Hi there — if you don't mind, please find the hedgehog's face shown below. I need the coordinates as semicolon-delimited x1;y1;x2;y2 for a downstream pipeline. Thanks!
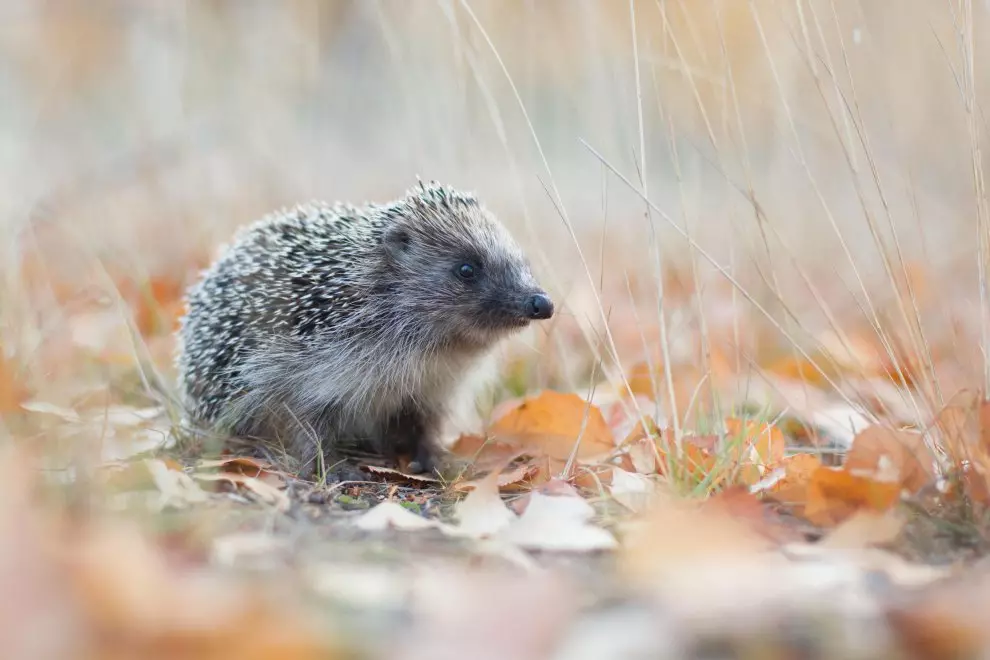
382;195;554;349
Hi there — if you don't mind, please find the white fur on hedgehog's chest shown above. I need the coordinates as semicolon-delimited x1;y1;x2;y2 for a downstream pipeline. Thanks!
304;340;480;431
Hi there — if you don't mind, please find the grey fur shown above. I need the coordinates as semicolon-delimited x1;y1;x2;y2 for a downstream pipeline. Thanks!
174;181;552;477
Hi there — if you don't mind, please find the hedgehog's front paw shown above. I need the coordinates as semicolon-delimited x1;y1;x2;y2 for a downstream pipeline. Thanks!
326;461;367;483
407;442;438;476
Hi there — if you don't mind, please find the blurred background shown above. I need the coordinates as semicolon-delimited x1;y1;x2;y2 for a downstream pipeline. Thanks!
2;0;990;421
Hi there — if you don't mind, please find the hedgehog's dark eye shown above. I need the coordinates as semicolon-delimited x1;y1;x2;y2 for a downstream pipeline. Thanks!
456;263;476;281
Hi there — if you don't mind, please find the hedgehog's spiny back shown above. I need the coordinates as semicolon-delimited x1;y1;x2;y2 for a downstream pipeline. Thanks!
176;200;389;425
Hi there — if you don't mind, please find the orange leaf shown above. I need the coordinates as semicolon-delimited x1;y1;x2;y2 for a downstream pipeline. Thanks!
654;434;721;484
979;399;990;456
844;425;935;494
122;275;187;338
766;453;822;506
724;417;785;465
764;354;833;388
0;349;26;414
803;467;900;527
626;361;658;399
489;391;615;462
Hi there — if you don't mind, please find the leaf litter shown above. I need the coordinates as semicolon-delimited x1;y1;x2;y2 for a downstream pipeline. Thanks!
10;188;990;657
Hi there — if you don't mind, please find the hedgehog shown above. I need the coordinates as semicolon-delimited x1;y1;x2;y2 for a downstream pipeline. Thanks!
174;181;554;480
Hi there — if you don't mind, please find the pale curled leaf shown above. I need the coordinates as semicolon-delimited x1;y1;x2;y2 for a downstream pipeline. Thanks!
147;459;208;509
498;493;616;552
355;501;446;532
608;467;657;513
450;470;515;538
20;400;80;422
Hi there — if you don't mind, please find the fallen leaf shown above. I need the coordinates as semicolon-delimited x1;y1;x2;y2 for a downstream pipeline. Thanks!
124;275;187;338
725;417;785;465
0;349;27;414
99;458;183;493
362;465;442;485
765;453;823;505
211;533;290;568
194;472;291;512
147;459;209;509
355;501;443;532
449;434;527;472
654;434;722;485
197;455;288;488
702;486;803;545
451;462;540;493
620;417;661;474
845;425;935;494
803;466;901;527
20;400;81;422
451;469;515;538
570;463;614;492
497;492;616;552
489;390;615;462
979;398;990;456
818;509;906;549
608;467;657;513
933;388;980;457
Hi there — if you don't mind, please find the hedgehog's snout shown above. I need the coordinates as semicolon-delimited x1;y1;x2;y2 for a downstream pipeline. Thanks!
525;292;554;320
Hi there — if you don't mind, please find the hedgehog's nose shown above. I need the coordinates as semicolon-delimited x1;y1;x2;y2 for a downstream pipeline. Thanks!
526;293;554;320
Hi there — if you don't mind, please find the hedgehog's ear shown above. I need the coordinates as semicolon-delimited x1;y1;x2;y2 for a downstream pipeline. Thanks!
383;225;411;260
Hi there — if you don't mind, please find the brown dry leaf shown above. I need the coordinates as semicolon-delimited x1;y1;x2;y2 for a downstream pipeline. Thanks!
570;463;614;492
198;456;288;489
845;425;936;494
489;391;615;462
803;467;901;527
449;434;527;472
362;465;442;485
195;473;291;512
450;462;540;493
